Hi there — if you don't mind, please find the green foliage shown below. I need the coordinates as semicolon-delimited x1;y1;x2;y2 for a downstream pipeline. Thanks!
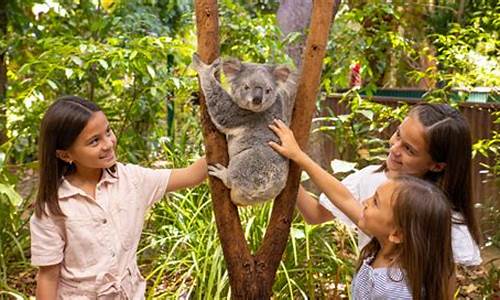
7;2;199;163
322;2;415;92
410;0;500;99
219;0;290;64
428;24;499;88
473;111;500;248
231;0;279;14
314;89;408;168
2;0;499;298
0;141;32;298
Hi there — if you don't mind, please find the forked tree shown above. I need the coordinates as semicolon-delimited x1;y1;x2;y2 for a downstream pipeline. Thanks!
194;0;340;298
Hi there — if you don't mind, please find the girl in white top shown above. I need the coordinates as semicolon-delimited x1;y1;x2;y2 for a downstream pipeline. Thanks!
30;96;208;299
269;119;454;299
297;103;482;266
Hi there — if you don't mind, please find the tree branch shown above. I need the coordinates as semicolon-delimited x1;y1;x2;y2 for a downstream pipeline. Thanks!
195;0;339;298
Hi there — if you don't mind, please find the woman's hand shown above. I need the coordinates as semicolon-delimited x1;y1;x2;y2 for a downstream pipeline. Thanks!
268;119;304;162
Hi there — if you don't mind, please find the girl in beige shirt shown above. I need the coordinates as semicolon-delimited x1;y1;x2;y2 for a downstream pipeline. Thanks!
30;95;208;299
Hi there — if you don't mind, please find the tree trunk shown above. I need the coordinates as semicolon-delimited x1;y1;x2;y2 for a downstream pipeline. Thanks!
255;1;340;296
457;0;466;25
0;0;8;144
195;0;339;298
195;1;255;297
276;0;313;67
401;0;438;88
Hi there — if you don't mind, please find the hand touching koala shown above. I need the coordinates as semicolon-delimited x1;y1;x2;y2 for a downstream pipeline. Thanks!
191;53;297;205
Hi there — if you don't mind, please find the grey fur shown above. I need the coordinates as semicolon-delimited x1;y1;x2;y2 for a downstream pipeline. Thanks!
191;53;298;205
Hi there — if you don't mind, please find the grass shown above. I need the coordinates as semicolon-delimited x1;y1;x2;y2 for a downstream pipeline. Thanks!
1;110;498;299
1;159;499;299
137;177;357;299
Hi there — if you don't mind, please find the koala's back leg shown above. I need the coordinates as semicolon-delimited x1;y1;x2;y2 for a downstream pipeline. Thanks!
208;163;231;188
230;189;253;206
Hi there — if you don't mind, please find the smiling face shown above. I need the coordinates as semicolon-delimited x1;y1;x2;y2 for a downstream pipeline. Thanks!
57;111;117;174
386;115;442;178
358;180;398;240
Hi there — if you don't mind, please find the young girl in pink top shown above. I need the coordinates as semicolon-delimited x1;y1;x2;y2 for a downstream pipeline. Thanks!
30;96;208;299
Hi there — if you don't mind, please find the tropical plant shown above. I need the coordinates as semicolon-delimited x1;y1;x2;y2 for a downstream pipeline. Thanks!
0;141;33;298
1;0;498;298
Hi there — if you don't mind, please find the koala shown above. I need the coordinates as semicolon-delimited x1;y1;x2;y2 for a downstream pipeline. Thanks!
191;53;298;206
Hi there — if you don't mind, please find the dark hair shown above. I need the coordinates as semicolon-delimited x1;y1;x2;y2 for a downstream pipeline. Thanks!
35;96;101;218
409;103;480;245
378;103;480;245
357;176;454;300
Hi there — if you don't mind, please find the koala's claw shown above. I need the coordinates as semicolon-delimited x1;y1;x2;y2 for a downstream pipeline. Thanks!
207;57;222;78
191;53;222;75
211;57;222;71
191;53;207;72
208;163;230;187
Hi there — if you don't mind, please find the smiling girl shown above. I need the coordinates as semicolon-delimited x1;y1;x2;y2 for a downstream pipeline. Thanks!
269;119;454;299
295;103;481;266
30;96;207;299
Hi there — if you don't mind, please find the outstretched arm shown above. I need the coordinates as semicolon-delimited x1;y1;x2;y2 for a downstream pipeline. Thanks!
167;157;208;192
296;185;335;224
269;119;363;224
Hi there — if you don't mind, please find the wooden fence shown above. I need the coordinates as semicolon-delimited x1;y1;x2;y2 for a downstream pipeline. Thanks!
310;94;499;236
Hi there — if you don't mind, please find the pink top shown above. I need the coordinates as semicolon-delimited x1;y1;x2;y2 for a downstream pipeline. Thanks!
30;163;171;299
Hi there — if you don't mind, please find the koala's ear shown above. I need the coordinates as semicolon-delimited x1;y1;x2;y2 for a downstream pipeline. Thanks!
222;58;242;78
273;65;292;83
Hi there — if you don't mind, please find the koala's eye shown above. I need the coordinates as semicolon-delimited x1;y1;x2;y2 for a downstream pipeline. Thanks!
265;88;272;94
244;84;250;90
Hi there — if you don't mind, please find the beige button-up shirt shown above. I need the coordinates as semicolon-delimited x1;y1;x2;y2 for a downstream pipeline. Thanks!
30;163;171;299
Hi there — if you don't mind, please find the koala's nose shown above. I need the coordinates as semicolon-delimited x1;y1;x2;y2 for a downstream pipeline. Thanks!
252;87;263;105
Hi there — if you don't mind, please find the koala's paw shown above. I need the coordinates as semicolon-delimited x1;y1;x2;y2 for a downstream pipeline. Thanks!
190;53;222;76
209;57;222;75
190;53;206;73
208;163;230;187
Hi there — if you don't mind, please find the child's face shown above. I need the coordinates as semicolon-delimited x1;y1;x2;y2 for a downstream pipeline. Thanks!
386;115;440;177
63;111;117;171
358;180;397;240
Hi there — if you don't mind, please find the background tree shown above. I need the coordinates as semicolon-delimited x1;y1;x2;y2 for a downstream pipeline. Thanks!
0;0;8;144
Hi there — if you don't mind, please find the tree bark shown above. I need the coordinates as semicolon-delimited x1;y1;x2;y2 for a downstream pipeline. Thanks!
255;1;339;296
195;0;339;298
0;0;8;144
277;0;313;67
195;1;256;297
457;0;466;25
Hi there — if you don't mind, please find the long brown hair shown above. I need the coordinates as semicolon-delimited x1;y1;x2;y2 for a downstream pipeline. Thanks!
410;103;480;245
379;103;481;245
357;176;454;300
35;96;101;218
